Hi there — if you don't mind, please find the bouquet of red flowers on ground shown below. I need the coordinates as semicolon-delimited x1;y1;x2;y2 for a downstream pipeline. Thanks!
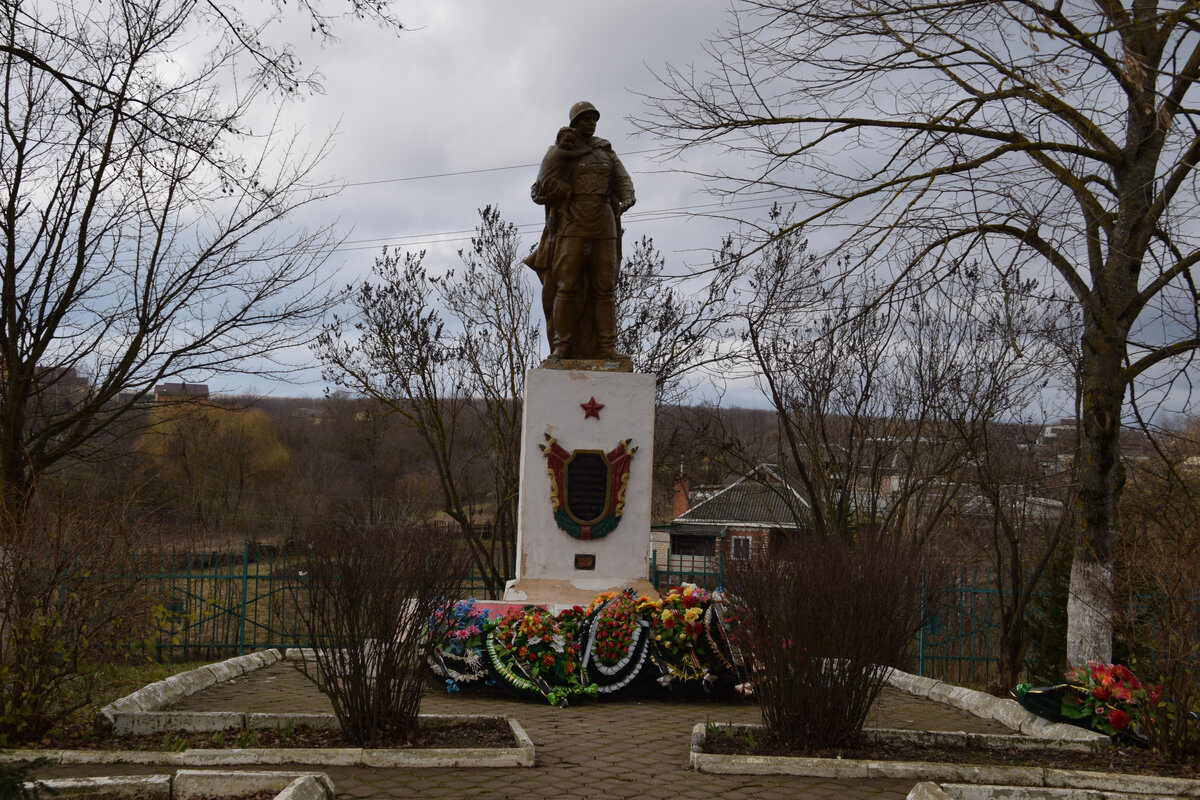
586;592;640;667
1060;661;1158;738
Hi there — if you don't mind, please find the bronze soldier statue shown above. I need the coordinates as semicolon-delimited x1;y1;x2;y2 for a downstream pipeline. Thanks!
528;101;635;361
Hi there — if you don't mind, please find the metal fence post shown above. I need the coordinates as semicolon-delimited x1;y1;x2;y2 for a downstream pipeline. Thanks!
238;541;249;655
917;566;926;676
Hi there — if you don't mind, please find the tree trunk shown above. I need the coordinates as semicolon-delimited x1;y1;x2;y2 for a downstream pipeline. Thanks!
1066;311;1127;665
997;605;1026;693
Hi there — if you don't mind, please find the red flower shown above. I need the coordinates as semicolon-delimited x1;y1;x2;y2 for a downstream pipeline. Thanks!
1092;685;1110;701
1108;709;1130;730
1112;665;1134;683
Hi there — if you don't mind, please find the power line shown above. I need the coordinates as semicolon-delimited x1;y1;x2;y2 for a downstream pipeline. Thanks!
311;194;801;257
338;144;704;188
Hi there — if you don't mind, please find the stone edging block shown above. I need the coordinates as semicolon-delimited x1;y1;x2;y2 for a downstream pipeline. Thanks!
882;667;1109;745
284;648;318;662
173;769;334;799
22;774;172;799
690;722;1200;797
275;775;333;800
3;715;534;770
19;771;333;800
930;782;1198;799
97;650;282;734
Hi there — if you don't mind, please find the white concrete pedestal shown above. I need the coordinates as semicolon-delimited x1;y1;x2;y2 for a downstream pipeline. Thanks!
504;368;657;609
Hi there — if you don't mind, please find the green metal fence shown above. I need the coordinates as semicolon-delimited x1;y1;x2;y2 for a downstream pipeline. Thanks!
650;551;1016;684
141;544;1016;681
650;551;724;593
140;543;509;661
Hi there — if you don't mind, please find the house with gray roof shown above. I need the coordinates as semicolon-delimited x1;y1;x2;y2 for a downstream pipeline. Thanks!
669;463;811;564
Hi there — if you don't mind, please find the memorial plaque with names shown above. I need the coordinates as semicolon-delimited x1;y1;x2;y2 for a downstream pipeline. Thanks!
564;450;610;525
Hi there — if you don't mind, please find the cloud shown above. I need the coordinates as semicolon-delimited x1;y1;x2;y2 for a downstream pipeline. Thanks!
216;1;747;397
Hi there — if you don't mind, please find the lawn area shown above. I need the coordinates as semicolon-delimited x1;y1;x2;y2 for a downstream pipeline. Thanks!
45;660;208;744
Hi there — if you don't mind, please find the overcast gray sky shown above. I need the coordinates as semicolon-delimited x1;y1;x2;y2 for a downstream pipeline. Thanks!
220;1;763;399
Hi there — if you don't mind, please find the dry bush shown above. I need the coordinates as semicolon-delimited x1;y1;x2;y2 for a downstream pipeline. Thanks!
301;521;470;747
726;531;936;750
1116;467;1200;763
0;499;155;744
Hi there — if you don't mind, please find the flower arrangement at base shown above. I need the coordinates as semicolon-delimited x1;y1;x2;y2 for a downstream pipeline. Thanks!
1059;661;1156;741
579;589;650;694
701;591;745;684
484;605;597;706
646;583;713;684
1014;661;1158;745
426;598;490;692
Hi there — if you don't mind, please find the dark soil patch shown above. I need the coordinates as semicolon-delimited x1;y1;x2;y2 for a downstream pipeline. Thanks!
703;728;1200;780
22;718;513;752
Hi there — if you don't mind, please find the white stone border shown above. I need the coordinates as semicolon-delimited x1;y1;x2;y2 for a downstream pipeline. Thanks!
883;666;1109;743
96;649;282;733
21;770;333;800
690;723;1200;797
3;715;535;769
909;780;1200;799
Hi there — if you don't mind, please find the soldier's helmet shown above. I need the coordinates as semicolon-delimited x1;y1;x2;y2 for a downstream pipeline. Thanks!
569;101;600;125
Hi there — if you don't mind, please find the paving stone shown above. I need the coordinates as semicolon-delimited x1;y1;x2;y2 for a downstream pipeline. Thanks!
31;659;1045;800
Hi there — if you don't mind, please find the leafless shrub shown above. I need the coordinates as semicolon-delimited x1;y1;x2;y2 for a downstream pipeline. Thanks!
0;496;154;744
300;521;470;747
726;531;937;750
1115;463;1200;763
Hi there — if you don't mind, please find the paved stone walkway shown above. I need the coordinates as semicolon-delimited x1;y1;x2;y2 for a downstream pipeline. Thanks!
46;661;1012;799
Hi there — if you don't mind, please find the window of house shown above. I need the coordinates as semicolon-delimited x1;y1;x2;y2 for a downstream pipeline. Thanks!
672;535;716;557
731;535;752;561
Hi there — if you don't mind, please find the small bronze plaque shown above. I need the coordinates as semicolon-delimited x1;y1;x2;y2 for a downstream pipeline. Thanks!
574;553;596;571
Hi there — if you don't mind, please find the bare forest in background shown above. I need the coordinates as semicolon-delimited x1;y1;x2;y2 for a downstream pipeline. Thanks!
42;395;789;552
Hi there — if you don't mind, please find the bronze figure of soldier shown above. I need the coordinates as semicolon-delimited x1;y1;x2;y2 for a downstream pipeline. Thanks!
528;101;635;361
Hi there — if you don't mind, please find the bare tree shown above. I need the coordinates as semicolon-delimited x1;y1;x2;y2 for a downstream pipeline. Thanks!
0;0;402;524
316;207;537;598
636;0;1200;662
616;235;735;405
929;274;1079;689
724;216;967;545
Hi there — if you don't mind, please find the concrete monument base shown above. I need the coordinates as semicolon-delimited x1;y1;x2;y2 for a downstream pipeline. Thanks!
504;367;657;609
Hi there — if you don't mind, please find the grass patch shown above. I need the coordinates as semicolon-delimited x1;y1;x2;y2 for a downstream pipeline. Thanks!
33;661;208;746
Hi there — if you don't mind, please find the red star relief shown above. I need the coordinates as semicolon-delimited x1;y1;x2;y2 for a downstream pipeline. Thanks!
581;397;604;419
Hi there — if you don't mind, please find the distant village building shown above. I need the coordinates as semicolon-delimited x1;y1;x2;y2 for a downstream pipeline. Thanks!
153;382;209;402
669;464;809;562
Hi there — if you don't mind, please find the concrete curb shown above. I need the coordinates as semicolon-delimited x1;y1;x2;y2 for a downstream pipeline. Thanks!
883;667;1108;744
21;770;333;800
691;723;1200;797
174;769;334;799
103;710;343;737
22;773;172;799
918;782;1198;799
3;715;534;769
98;650;283;734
